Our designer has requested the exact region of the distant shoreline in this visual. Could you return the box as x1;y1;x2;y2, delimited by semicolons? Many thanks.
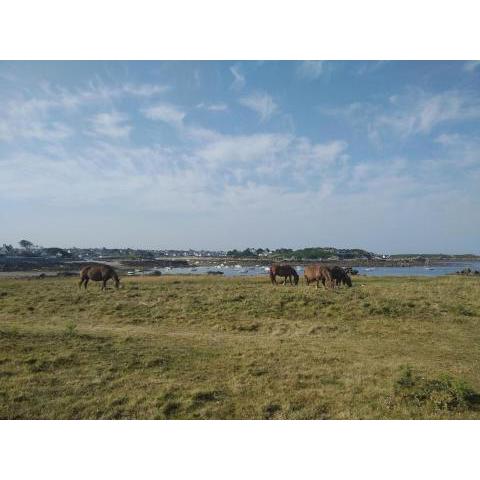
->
1;256;479;279
2;255;480;274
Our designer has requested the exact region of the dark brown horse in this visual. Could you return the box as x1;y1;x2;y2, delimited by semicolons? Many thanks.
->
269;264;299;285
304;264;333;289
79;264;120;291
329;266;352;287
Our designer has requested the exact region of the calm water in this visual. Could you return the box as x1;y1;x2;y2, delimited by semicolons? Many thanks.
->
134;262;480;277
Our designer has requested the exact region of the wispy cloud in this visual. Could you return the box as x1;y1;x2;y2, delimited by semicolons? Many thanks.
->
434;133;480;167
39;81;170;108
196;102;228;112
238;92;278;122
0;80;170;142
320;88;480;143
296;61;326;80
0;98;73;142
230;64;246;91
142;103;186;128
120;83;170;96
90;112;131;139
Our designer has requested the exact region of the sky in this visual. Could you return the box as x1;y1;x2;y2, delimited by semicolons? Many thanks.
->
1;60;480;253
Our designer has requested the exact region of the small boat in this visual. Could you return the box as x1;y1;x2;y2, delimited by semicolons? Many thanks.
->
127;271;135;276
234;264;242;269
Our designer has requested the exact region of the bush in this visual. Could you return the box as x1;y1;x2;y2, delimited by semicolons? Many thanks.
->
394;366;480;412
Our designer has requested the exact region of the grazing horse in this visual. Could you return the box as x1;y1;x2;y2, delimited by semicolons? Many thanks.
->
79;264;120;291
269;264;299;286
304;264;333;289
329;266;352;287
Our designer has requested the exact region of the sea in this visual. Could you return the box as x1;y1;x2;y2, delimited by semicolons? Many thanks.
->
136;261;480;278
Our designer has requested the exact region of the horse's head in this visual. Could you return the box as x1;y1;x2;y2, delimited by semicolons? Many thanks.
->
115;277;121;289
293;271;299;285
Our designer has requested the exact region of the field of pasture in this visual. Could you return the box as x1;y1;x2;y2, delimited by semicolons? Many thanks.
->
1;274;480;419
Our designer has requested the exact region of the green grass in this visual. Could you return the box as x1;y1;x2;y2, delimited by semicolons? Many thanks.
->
1;274;480;419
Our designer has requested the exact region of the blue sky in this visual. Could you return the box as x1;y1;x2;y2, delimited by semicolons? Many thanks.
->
1;61;480;253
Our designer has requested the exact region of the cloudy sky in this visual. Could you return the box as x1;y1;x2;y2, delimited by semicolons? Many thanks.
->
1;61;479;253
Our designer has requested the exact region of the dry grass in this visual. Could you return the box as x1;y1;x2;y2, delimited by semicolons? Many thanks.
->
1;274;480;419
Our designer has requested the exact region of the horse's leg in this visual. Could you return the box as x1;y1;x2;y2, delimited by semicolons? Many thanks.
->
102;279;107;291
79;278;84;289
84;278;89;290
283;276;287;286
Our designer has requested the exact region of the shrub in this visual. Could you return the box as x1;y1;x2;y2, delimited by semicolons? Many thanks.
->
394;366;480;412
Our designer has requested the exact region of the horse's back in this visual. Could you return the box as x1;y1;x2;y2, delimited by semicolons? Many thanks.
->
304;264;320;280
271;264;296;276
81;264;114;281
304;264;330;280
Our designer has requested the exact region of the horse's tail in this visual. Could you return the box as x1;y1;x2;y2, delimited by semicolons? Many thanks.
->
292;268;299;285
112;270;120;287
322;267;333;289
269;267;276;285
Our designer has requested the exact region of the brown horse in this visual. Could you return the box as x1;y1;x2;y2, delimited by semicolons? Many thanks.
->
304;264;333;289
329;266;352;287
79;264;120;291
269;264;299;286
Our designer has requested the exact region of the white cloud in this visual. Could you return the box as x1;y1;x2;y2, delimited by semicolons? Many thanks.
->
37;81;170;109
196;102;228;112
0;98;73;142
320;89;480;143
297;61;326;80
120;83;170;96
239;92;278;121
197;133;290;166
379;90;480;136
90;112;131;139
142;103;186;128
195;132;348;190
0;81;170;142
434;133;480;167
230;65;246;90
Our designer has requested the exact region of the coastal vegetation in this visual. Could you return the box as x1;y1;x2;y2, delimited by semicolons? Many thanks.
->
1;274;480;419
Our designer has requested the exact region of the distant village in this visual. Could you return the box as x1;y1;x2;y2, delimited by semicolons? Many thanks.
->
0;241;227;261
2;239;476;266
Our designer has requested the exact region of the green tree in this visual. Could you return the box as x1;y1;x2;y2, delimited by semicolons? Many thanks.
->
19;239;33;250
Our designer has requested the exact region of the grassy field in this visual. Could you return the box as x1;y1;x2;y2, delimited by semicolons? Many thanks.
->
1;274;480;419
